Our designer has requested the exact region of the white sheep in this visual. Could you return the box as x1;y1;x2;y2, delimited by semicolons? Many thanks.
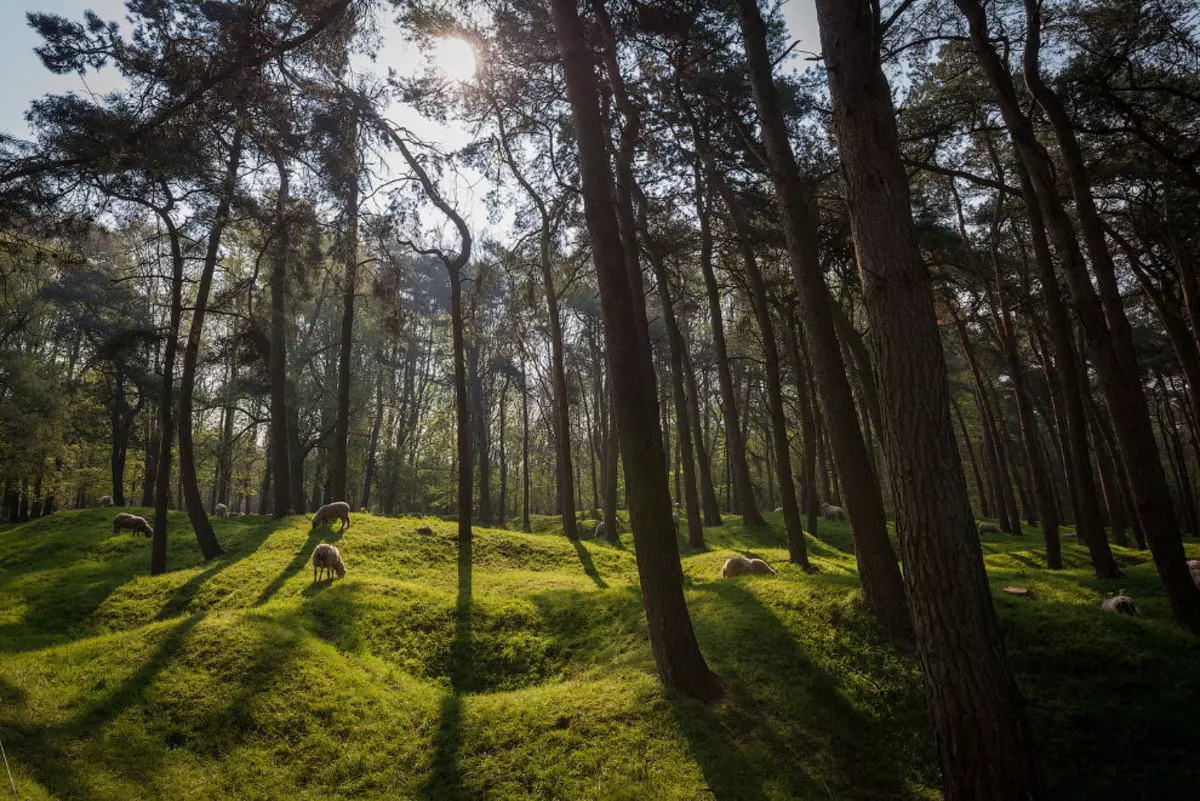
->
721;555;778;577
594;518;624;538
214;503;228;518
978;522;1002;534
113;512;152;538
821;502;844;521
98;495;114;507
672;510;681;525
312;543;346;582
311;501;351;532
774;506;783;513
1187;559;1200;589
1100;594;1143;617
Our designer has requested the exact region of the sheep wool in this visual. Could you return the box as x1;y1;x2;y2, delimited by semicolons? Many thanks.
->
112;512;152;538
311;501;351;532
721;555;778;578
312;543;347;582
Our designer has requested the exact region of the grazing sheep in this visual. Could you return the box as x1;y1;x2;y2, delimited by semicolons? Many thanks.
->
214;503;228;518
774;506;783;513
821;503;844;521
113;512;152;538
722;555;778;578
311;501;351;532
312;543;346;582
672;510;681;525
1187;559;1200;588
417;525;434;535
98;495;114;507
594;519;623;538
978;522;1002;534
1100;594;1143;617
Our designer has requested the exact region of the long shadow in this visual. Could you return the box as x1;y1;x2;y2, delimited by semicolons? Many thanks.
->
254;525;329;607
673;580;932;800
571;539;608;588
156;519;280;620
423;531;472;800
6;613;206;798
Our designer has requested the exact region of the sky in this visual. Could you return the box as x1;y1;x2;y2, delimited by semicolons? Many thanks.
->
0;0;820;239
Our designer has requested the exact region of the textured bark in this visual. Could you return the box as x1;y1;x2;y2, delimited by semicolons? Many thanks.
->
553;0;722;701
813;2;1044;797
736;0;911;646
953;394;991;518
785;311;820;536
961;0;1197;624
360;364;385;510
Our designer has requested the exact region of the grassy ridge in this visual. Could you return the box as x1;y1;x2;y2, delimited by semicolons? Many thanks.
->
0;509;1197;799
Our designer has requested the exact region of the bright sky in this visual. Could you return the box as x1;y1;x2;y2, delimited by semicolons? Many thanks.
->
0;0;819;240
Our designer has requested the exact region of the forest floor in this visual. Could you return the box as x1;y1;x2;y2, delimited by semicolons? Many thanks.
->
1;508;1198;800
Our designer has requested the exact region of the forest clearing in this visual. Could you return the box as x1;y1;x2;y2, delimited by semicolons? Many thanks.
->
1;509;1198;799
4;0;1200;797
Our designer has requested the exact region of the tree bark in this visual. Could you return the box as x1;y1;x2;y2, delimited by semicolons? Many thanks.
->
813;2;1044;796
553;0;722;701
360;361;385;511
681;334;722;525
268;152;294;517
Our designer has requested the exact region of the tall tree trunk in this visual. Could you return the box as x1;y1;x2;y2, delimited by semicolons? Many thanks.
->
522;360;531;532
1012;159;1117;575
332;110;359;503
681;335;722;525
468;340;491;526
681;123;761;527
712;176;806;563
553;0;722;701
641;200;705;550
603;369;620;543
151;204;185;571
178;125;243;561
959;0;1200;628
499;374;508;527
784;310;820;536
268;153;294;518
735;0;912;646
360;363;385;511
953;394;991;518
813;2;1044;796
1088;400;1129;547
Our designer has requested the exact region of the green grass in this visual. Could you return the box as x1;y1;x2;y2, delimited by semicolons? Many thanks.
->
0;509;1197;799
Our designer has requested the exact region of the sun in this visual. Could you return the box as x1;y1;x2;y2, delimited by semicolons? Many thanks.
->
432;37;476;83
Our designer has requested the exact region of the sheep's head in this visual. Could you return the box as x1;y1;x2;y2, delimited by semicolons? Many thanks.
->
334;560;347;579
138;520;152;537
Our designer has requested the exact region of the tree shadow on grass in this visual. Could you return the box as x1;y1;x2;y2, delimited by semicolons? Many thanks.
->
674;580;932;800
254;525;329;607
422;531;472;800
156;518;281;620
572;539;608;588
5;613;206;798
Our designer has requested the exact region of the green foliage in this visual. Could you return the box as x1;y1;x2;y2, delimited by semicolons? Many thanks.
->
1;510;1198;798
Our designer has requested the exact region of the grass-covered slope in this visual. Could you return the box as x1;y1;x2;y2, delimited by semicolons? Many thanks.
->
0;509;1198;799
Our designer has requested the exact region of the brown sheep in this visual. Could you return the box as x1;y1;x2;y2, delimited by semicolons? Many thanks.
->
1187;559;1200;589
721;555;778;578
1100;594;1143;617
311;501;351;532
113;512;152;538
312;543;346;582
821;503;845;521
98;495;114;508
978;522;1002;534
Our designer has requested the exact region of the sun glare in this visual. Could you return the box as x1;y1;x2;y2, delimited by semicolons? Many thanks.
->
432;37;476;83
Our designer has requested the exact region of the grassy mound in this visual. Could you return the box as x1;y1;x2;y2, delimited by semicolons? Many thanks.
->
0;508;1197;799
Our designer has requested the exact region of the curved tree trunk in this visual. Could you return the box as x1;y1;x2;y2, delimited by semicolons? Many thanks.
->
178;125;243;561
553;0;722;701
152;206;185;574
812;2;1044;796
